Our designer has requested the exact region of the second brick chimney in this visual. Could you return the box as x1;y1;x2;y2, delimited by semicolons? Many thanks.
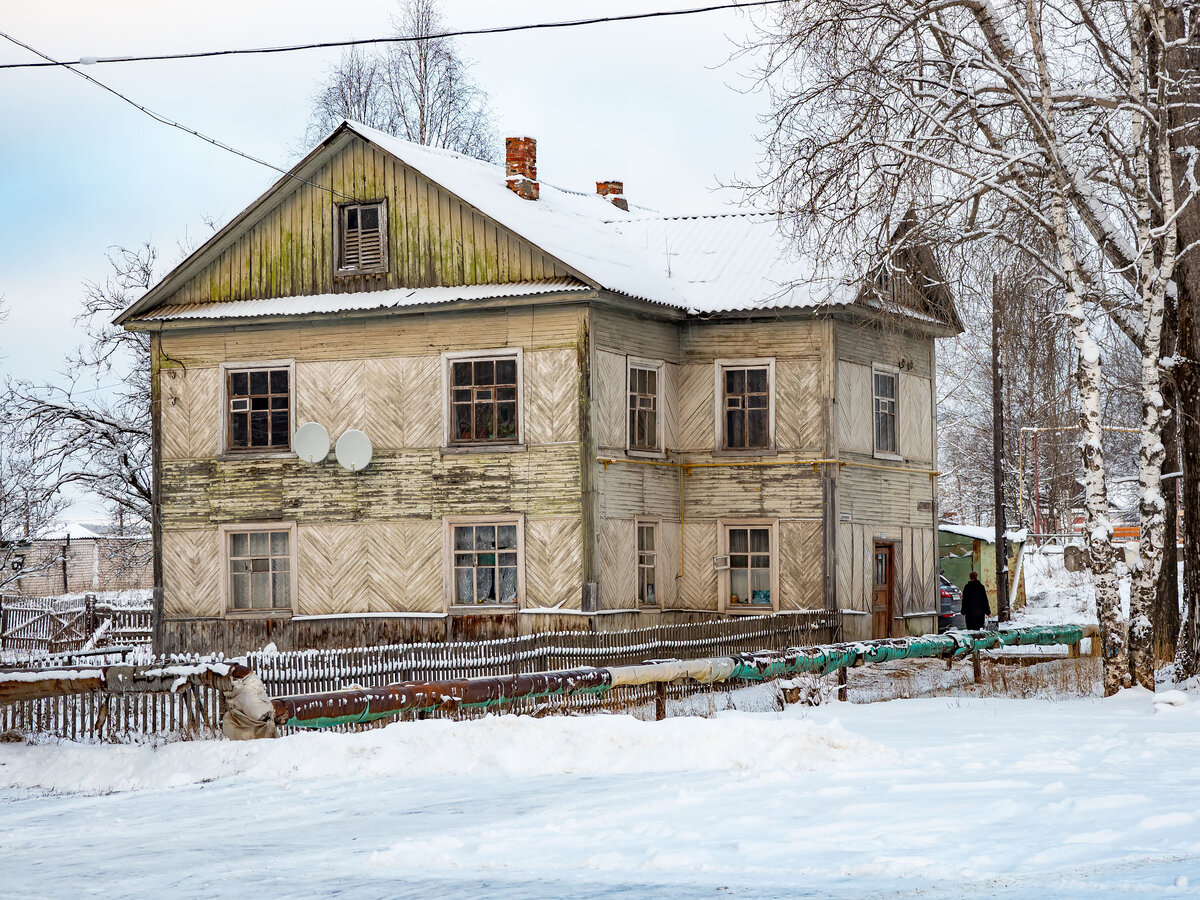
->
505;137;539;200
596;180;628;211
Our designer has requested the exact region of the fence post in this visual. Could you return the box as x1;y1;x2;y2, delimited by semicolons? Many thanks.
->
0;598;6;651
655;682;667;721
84;594;97;642
972;648;982;684
837;665;848;701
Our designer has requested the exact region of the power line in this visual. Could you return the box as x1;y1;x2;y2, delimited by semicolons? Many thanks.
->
0;31;352;199
0;1;787;70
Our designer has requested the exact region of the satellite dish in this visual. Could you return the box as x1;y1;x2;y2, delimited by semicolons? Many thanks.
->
293;422;330;464
335;429;373;472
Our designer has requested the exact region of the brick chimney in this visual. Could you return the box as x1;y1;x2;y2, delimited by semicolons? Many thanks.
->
596;180;628;211
505;137;539;200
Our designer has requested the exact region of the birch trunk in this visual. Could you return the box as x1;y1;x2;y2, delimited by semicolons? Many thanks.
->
1025;0;1127;693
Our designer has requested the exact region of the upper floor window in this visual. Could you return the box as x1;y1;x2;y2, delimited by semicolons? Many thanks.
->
225;364;292;452
446;351;521;445
873;366;899;457
337;201;386;274
627;359;662;453
718;360;774;451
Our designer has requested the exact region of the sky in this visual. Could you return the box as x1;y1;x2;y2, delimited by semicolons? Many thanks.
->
0;1;772;389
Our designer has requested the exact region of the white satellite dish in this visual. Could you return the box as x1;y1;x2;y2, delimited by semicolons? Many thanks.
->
293;422;330;464
335;429;373;472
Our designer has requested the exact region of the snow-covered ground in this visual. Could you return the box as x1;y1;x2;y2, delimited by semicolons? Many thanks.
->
3;557;1198;898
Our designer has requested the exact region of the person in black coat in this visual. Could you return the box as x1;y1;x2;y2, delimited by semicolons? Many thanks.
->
961;571;990;629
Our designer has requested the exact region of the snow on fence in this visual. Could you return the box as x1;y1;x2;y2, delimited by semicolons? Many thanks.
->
0;612;837;741
0;593;153;659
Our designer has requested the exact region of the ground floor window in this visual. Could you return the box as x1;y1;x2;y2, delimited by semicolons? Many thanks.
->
637;521;658;606
224;524;294;611
728;526;771;605
452;521;520;605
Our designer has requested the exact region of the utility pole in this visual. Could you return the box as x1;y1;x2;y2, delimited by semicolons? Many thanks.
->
992;275;1011;622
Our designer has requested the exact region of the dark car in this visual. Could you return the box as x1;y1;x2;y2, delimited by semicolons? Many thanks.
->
938;575;965;632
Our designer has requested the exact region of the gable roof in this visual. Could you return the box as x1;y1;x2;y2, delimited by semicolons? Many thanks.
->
120;121;956;328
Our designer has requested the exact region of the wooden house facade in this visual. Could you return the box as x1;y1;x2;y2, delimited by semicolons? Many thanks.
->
117;122;961;655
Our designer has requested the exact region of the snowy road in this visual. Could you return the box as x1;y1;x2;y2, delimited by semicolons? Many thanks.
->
3;689;1199;899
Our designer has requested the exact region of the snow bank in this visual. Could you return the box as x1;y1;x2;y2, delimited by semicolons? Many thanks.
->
0;710;888;796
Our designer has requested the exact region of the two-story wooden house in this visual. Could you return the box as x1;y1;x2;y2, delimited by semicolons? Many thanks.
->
116;122;961;655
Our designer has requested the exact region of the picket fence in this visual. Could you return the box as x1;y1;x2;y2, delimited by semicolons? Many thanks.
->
0;593;154;658
0;611;838;741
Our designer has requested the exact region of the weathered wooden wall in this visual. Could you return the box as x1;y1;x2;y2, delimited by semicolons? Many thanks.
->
831;318;938;638
159;131;573;309
590;309;827;615
156;303;588;649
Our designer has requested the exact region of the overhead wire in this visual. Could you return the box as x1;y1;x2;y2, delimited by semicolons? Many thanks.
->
0;2;789;69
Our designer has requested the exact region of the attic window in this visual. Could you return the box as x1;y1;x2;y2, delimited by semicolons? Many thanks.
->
337;201;387;274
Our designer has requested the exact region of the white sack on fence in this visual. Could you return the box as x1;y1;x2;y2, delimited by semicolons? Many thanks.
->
606;657;736;687
221;671;277;741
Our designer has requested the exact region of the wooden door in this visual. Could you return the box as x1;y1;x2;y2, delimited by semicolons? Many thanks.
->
873;542;894;639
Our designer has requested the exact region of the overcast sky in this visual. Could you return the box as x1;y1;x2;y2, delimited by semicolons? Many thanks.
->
0;1;772;389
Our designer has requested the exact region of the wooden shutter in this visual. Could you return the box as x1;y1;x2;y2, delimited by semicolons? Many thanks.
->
339;203;384;272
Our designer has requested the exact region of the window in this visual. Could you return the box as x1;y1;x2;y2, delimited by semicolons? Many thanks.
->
873;366;899;457
717;360;774;451
337;201;386;274
637;521;658;606
727;526;772;606
451;520;521;605
225;525;293;612
224;364;292;452
627;360;662;453
445;351;522;446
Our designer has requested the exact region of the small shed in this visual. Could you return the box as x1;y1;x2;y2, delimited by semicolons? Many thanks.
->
938;524;1027;609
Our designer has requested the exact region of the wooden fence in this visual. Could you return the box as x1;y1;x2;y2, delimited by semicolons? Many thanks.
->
0;593;154;658
0;611;838;741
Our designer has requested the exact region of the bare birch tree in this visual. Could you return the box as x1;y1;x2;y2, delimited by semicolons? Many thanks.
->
306;0;496;160
1;245;154;530
746;0;1192;692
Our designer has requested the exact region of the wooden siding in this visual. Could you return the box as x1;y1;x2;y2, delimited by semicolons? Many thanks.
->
836;362;873;455
592;308;682;363
835;319;933;377
779;519;823;610
597;517;637;610
158;132;574;309
899;372;933;463
161;529;220;618
526;516;584;609
776;359;824;453
836;466;933;528
680;522;718;611
160;367;219;460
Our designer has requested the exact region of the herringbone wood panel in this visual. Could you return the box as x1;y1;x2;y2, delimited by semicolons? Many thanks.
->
162;529;220;617
678;364;713;451
836;523;853;611
364;520;442;612
400;356;442;448
900;373;933;462
779;520;822;610
594;351;626;449
160;367;218;459
526;516;582;608
681;522;717;609
776;360;822;452
658;520;681;608
837;362;872;454
662;362;679;452
298;523;369;615
362;358;406;449
295;360;366;439
597;517;635;609
526;349;578;445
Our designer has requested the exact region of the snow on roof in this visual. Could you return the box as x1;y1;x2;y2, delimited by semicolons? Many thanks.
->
147;280;589;321
350;123;860;315
939;523;1028;544
40;522;104;540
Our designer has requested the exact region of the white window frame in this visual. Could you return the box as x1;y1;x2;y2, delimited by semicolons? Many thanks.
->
635;516;662;607
443;514;526;612
220;521;297;616
626;356;665;457
713;358;776;454
872;363;901;461
335;199;388;276
218;360;296;460
441;348;525;451
716;518;779;614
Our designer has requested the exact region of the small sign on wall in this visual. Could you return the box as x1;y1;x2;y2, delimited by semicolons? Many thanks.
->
917;500;933;512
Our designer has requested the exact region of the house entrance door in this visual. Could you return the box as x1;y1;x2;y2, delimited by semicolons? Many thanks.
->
873;542;894;639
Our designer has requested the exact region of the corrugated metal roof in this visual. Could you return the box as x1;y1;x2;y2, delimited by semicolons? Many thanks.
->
146;280;590;321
